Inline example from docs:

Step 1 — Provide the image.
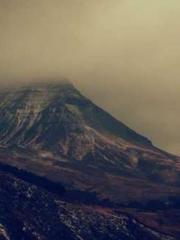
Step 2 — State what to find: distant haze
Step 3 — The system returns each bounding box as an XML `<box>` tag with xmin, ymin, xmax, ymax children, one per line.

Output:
<box><xmin>0</xmin><ymin>0</ymin><xmax>180</xmax><ymax>155</ymax></box>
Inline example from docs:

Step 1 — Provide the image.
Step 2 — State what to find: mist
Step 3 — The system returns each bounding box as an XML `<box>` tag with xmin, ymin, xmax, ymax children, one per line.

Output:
<box><xmin>0</xmin><ymin>0</ymin><xmax>180</xmax><ymax>155</ymax></box>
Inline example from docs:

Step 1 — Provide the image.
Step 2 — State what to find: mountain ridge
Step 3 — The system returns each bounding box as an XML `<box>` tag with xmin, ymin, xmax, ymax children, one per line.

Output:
<box><xmin>0</xmin><ymin>80</ymin><xmax>152</xmax><ymax>147</ymax></box>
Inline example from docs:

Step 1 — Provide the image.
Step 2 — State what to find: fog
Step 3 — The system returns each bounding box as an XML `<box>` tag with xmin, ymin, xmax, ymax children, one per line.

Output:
<box><xmin>0</xmin><ymin>0</ymin><xmax>180</xmax><ymax>155</ymax></box>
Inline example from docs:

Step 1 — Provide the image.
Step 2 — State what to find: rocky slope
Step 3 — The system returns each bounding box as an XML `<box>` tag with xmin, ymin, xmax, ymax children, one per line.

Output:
<box><xmin>0</xmin><ymin>166</ymin><xmax>177</xmax><ymax>240</ymax></box>
<box><xmin>0</xmin><ymin>81</ymin><xmax>151</xmax><ymax>148</ymax></box>
<box><xmin>0</xmin><ymin>80</ymin><xmax>180</xmax><ymax>204</ymax></box>
<box><xmin>0</xmin><ymin>80</ymin><xmax>180</xmax><ymax>239</ymax></box>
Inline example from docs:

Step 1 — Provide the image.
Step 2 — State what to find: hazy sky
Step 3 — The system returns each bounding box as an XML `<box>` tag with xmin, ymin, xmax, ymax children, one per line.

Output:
<box><xmin>0</xmin><ymin>0</ymin><xmax>180</xmax><ymax>155</ymax></box>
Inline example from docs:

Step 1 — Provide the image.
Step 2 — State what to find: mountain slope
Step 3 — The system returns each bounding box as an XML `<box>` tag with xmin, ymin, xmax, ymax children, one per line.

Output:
<box><xmin>0</xmin><ymin>81</ymin><xmax>151</xmax><ymax>148</ymax></box>
<box><xmin>0</xmin><ymin>80</ymin><xmax>180</xmax><ymax>203</ymax></box>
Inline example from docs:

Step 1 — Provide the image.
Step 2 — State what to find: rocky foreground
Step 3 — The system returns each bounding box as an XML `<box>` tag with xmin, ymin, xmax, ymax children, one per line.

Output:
<box><xmin>0</xmin><ymin>167</ymin><xmax>177</xmax><ymax>240</ymax></box>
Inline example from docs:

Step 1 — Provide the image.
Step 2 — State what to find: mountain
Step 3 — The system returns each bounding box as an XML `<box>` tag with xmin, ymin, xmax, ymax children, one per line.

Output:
<box><xmin>0</xmin><ymin>80</ymin><xmax>151</xmax><ymax>148</ymax></box>
<box><xmin>0</xmin><ymin>81</ymin><xmax>180</xmax><ymax>203</ymax></box>
<box><xmin>0</xmin><ymin>80</ymin><xmax>180</xmax><ymax>239</ymax></box>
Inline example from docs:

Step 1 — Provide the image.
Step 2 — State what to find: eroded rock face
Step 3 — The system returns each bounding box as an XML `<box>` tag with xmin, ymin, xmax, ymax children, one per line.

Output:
<box><xmin>0</xmin><ymin>81</ymin><xmax>151</xmax><ymax>152</ymax></box>
<box><xmin>0</xmin><ymin>169</ymin><xmax>176</xmax><ymax>240</ymax></box>
<box><xmin>0</xmin><ymin>224</ymin><xmax>10</xmax><ymax>240</ymax></box>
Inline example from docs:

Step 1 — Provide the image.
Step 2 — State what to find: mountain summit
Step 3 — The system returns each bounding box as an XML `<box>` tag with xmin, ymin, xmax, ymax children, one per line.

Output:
<box><xmin>0</xmin><ymin>81</ymin><xmax>180</xmax><ymax>203</ymax></box>
<box><xmin>0</xmin><ymin>80</ymin><xmax>151</xmax><ymax>150</ymax></box>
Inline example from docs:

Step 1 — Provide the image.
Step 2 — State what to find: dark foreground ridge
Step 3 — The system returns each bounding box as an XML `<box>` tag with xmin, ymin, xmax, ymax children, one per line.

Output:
<box><xmin>0</xmin><ymin>165</ymin><xmax>177</xmax><ymax>240</ymax></box>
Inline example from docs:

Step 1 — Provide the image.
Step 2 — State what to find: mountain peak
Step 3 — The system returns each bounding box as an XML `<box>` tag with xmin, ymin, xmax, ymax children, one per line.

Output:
<box><xmin>0</xmin><ymin>79</ymin><xmax>151</xmax><ymax>151</ymax></box>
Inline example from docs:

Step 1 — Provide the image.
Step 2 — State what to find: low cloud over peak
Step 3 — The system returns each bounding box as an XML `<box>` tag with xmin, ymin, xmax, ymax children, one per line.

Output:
<box><xmin>0</xmin><ymin>0</ymin><xmax>180</xmax><ymax>155</ymax></box>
